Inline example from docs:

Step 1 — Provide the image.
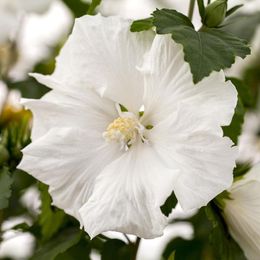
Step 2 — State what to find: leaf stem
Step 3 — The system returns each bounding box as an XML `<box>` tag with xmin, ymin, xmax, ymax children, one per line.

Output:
<box><xmin>188</xmin><ymin>0</ymin><xmax>196</xmax><ymax>20</ymax></box>
<box><xmin>132</xmin><ymin>237</ymin><xmax>141</xmax><ymax>260</ymax></box>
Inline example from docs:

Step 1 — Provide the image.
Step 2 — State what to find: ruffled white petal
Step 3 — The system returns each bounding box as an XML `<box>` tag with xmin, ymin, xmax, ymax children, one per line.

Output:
<box><xmin>31</xmin><ymin>15</ymin><xmax>154</xmax><ymax>113</ymax></box>
<box><xmin>148</xmin><ymin>105</ymin><xmax>237</xmax><ymax>210</ymax></box>
<box><xmin>18</xmin><ymin>127</ymin><xmax>122</xmax><ymax>222</ymax></box>
<box><xmin>141</xmin><ymin>35</ymin><xmax>237</xmax><ymax>134</ymax></box>
<box><xmin>224</xmin><ymin>164</ymin><xmax>260</xmax><ymax>260</ymax></box>
<box><xmin>79</xmin><ymin>141</ymin><xmax>180</xmax><ymax>239</ymax></box>
<box><xmin>23</xmin><ymin>89</ymin><xmax>117</xmax><ymax>140</ymax></box>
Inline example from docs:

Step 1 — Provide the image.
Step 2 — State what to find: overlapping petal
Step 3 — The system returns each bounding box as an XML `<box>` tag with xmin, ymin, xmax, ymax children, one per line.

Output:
<box><xmin>18</xmin><ymin>14</ymin><xmax>238</xmax><ymax>239</ymax></box>
<box><xmin>79</xmin><ymin>142</ymin><xmax>179</xmax><ymax>239</ymax></box>
<box><xmin>31</xmin><ymin>15</ymin><xmax>154</xmax><ymax>113</ymax></box>
<box><xmin>141</xmin><ymin>35</ymin><xmax>237</xmax><ymax>132</ymax></box>
<box><xmin>148</xmin><ymin>106</ymin><xmax>237</xmax><ymax>210</ymax></box>
<box><xmin>23</xmin><ymin>89</ymin><xmax>117</xmax><ymax>140</ymax></box>
<box><xmin>18</xmin><ymin>127</ymin><xmax>122</xmax><ymax>221</ymax></box>
<box><xmin>223</xmin><ymin>164</ymin><xmax>260</xmax><ymax>260</ymax></box>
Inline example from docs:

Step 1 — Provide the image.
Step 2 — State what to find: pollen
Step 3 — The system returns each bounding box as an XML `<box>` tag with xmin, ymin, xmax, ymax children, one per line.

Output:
<box><xmin>103</xmin><ymin>117</ymin><xmax>139</xmax><ymax>147</ymax></box>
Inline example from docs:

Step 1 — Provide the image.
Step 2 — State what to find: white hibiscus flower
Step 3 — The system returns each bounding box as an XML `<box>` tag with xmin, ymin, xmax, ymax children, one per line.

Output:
<box><xmin>223</xmin><ymin>163</ymin><xmax>260</xmax><ymax>260</ymax></box>
<box><xmin>18</xmin><ymin>14</ymin><xmax>238</xmax><ymax>239</ymax></box>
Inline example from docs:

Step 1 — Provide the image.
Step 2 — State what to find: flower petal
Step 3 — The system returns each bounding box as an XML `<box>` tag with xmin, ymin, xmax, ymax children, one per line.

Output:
<box><xmin>224</xmin><ymin>164</ymin><xmax>260</xmax><ymax>260</ymax></box>
<box><xmin>148</xmin><ymin>106</ymin><xmax>237</xmax><ymax>210</ymax></box>
<box><xmin>141</xmin><ymin>35</ymin><xmax>237</xmax><ymax>133</ymax></box>
<box><xmin>23</xmin><ymin>89</ymin><xmax>117</xmax><ymax>141</ymax></box>
<box><xmin>18</xmin><ymin>127</ymin><xmax>122</xmax><ymax>222</ymax></box>
<box><xmin>79</xmin><ymin>142</ymin><xmax>180</xmax><ymax>239</ymax></box>
<box><xmin>31</xmin><ymin>14</ymin><xmax>154</xmax><ymax>112</ymax></box>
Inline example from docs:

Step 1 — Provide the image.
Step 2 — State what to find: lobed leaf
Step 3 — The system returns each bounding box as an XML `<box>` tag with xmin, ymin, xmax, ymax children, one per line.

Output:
<box><xmin>152</xmin><ymin>9</ymin><xmax>250</xmax><ymax>83</ymax></box>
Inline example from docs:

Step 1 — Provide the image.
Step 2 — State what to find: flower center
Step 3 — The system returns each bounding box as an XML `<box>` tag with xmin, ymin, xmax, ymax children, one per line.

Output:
<box><xmin>103</xmin><ymin>116</ymin><xmax>140</xmax><ymax>149</ymax></box>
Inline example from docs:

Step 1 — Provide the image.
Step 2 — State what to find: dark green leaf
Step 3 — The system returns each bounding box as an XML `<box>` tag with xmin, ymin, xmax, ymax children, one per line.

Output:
<box><xmin>87</xmin><ymin>0</ymin><xmax>102</xmax><ymax>15</ymax></box>
<box><xmin>226</xmin><ymin>4</ymin><xmax>244</xmax><ymax>17</ymax></box>
<box><xmin>8</xmin><ymin>78</ymin><xmax>50</xmax><ymax>99</ymax></box>
<box><xmin>55</xmin><ymin>237</ymin><xmax>91</xmax><ymax>260</ymax></box>
<box><xmin>0</xmin><ymin>167</ymin><xmax>13</xmax><ymax>209</ymax></box>
<box><xmin>205</xmin><ymin>204</ymin><xmax>246</xmax><ymax>260</ymax></box>
<box><xmin>223</xmin><ymin>97</ymin><xmax>245</xmax><ymax>145</ymax></box>
<box><xmin>197</xmin><ymin>0</ymin><xmax>205</xmax><ymax>20</ymax></box>
<box><xmin>101</xmin><ymin>239</ymin><xmax>131</xmax><ymax>260</ymax></box>
<box><xmin>227</xmin><ymin>77</ymin><xmax>254</xmax><ymax>108</ymax></box>
<box><xmin>153</xmin><ymin>9</ymin><xmax>250</xmax><ymax>83</ymax></box>
<box><xmin>130</xmin><ymin>17</ymin><xmax>154</xmax><ymax>32</ymax></box>
<box><xmin>31</xmin><ymin>228</ymin><xmax>82</xmax><ymax>260</ymax></box>
<box><xmin>62</xmin><ymin>0</ymin><xmax>89</xmax><ymax>17</ymax></box>
<box><xmin>153</xmin><ymin>9</ymin><xmax>194</xmax><ymax>34</ymax></box>
<box><xmin>233</xmin><ymin>163</ymin><xmax>251</xmax><ymax>179</ymax></box>
<box><xmin>160</xmin><ymin>191</ymin><xmax>177</xmax><ymax>217</ymax></box>
<box><xmin>38</xmin><ymin>183</ymin><xmax>65</xmax><ymax>241</ymax></box>
<box><xmin>163</xmin><ymin>209</ymin><xmax>214</xmax><ymax>260</ymax></box>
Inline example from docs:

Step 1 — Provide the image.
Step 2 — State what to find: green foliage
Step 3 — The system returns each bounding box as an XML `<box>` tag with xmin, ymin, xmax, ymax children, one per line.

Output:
<box><xmin>31</xmin><ymin>228</ymin><xmax>82</xmax><ymax>260</ymax></box>
<box><xmin>163</xmin><ymin>208</ymin><xmax>214</xmax><ymax>260</ymax></box>
<box><xmin>222</xmin><ymin>77</ymin><xmax>253</xmax><ymax>145</ymax></box>
<box><xmin>62</xmin><ymin>0</ymin><xmax>90</xmax><ymax>17</ymax></box>
<box><xmin>205</xmin><ymin>203</ymin><xmax>246</xmax><ymax>260</ymax></box>
<box><xmin>0</xmin><ymin>167</ymin><xmax>13</xmax><ymax>210</ymax></box>
<box><xmin>152</xmin><ymin>9</ymin><xmax>250</xmax><ymax>83</ymax></box>
<box><xmin>38</xmin><ymin>183</ymin><xmax>65</xmax><ymax>241</ymax></box>
<box><xmin>222</xmin><ymin>97</ymin><xmax>245</xmax><ymax>145</ymax></box>
<box><xmin>8</xmin><ymin>78</ymin><xmax>50</xmax><ymax>99</ymax></box>
<box><xmin>197</xmin><ymin>0</ymin><xmax>205</xmax><ymax>20</ymax></box>
<box><xmin>101</xmin><ymin>239</ymin><xmax>132</xmax><ymax>260</ymax></box>
<box><xmin>227</xmin><ymin>77</ymin><xmax>254</xmax><ymax>108</ymax></box>
<box><xmin>163</xmin><ymin>205</ymin><xmax>246</xmax><ymax>260</ymax></box>
<box><xmin>130</xmin><ymin>18</ymin><xmax>154</xmax><ymax>32</ymax></box>
<box><xmin>160</xmin><ymin>191</ymin><xmax>177</xmax><ymax>217</ymax></box>
<box><xmin>226</xmin><ymin>5</ymin><xmax>244</xmax><ymax>18</ymax></box>
<box><xmin>87</xmin><ymin>0</ymin><xmax>102</xmax><ymax>15</ymax></box>
<box><xmin>233</xmin><ymin>163</ymin><xmax>251</xmax><ymax>179</ymax></box>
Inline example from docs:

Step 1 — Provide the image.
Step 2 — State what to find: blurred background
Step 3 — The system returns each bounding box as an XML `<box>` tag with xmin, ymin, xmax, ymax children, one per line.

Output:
<box><xmin>0</xmin><ymin>0</ymin><xmax>260</xmax><ymax>259</ymax></box>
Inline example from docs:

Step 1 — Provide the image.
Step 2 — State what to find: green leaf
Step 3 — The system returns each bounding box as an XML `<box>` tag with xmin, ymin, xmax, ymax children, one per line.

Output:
<box><xmin>152</xmin><ymin>9</ymin><xmax>250</xmax><ymax>83</ymax></box>
<box><xmin>87</xmin><ymin>0</ymin><xmax>102</xmax><ymax>15</ymax></box>
<box><xmin>197</xmin><ymin>0</ymin><xmax>205</xmax><ymax>20</ymax></box>
<box><xmin>31</xmin><ymin>228</ymin><xmax>82</xmax><ymax>260</ymax></box>
<box><xmin>55</xmin><ymin>237</ymin><xmax>91</xmax><ymax>260</ymax></box>
<box><xmin>130</xmin><ymin>17</ymin><xmax>154</xmax><ymax>32</ymax></box>
<box><xmin>8</xmin><ymin>78</ymin><xmax>50</xmax><ymax>99</ymax></box>
<box><xmin>168</xmin><ymin>251</ymin><xmax>176</xmax><ymax>260</ymax></box>
<box><xmin>226</xmin><ymin>4</ymin><xmax>244</xmax><ymax>17</ymax></box>
<box><xmin>227</xmin><ymin>77</ymin><xmax>254</xmax><ymax>108</ymax></box>
<box><xmin>160</xmin><ymin>191</ymin><xmax>177</xmax><ymax>217</ymax></box>
<box><xmin>205</xmin><ymin>204</ymin><xmax>246</xmax><ymax>260</ymax></box>
<box><xmin>233</xmin><ymin>163</ymin><xmax>251</xmax><ymax>179</ymax></box>
<box><xmin>0</xmin><ymin>167</ymin><xmax>13</xmax><ymax>210</ymax></box>
<box><xmin>101</xmin><ymin>239</ymin><xmax>132</xmax><ymax>260</ymax></box>
<box><xmin>38</xmin><ymin>183</ymin><xmax>65</xmax><ymax>241</ymax></box>
<box><xmin>223</xmin><ymin>97</ymin><xmax>245</xmax><ymax>145</ymax></box>
<box><xmin>62</xmin><ymin>0</ymin><xmax>89</xmax><ymax>17</ymax></box>
<box><xmin>153</xmin><ymin>9</ymin><xmax>193</xmax><ymax>34</ymax></box>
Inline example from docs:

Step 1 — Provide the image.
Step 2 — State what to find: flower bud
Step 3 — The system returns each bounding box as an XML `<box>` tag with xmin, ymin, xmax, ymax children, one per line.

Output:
<box><xmin>203</xmin><ymin>0</ymin><xmax>228</xmax><ymax>28</ymax></box>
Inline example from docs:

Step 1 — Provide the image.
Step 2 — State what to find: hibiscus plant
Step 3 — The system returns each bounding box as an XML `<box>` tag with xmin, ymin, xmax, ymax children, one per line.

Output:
<box><xmin>1</xmin><ymin>0</ymin><xmax>260</xmax><ymax>259</ymax></box>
